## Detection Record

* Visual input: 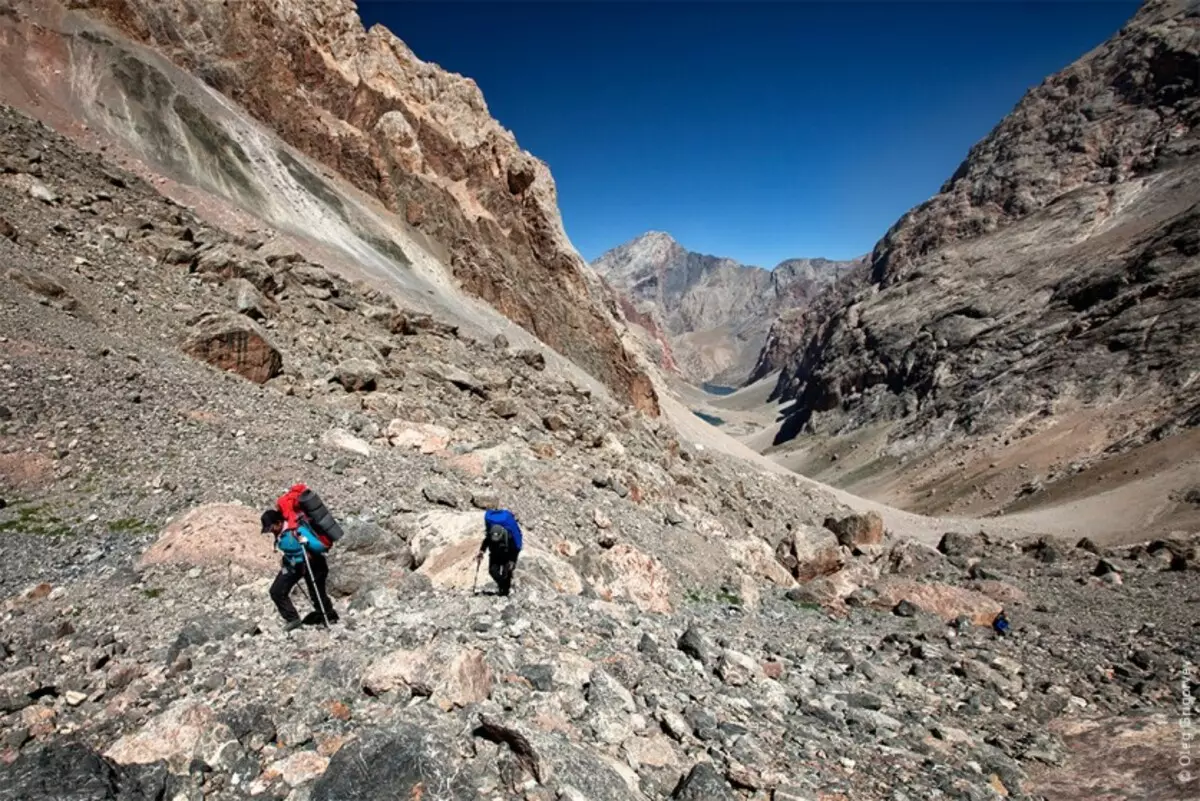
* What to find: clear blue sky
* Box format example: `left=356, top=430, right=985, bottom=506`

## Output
left=357, top=1, right=1140, bottom=267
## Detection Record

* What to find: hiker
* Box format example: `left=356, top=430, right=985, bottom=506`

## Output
left=475, top=508, right=523, bottom=596
left=262, top=484, right=342, bottom=630
left=992, top=609, right=1010, bottom=637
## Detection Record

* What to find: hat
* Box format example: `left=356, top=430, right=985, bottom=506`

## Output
left=261, top=509, right=284, bottom=533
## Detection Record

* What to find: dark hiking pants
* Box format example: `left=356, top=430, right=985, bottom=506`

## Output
left=269, top=553, right=337, bottom=623
left=488, top=551, right=518, bottom=596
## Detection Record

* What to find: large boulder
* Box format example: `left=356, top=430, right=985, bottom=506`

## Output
left=474, top=716, right=642, bottom=801
left=311, top=725, right=475, bottom=801
left=333, top=359, right=380, bottom=392
left=408, top=510, right=479, bottom=567
left=410, top=510, right=581, bottom=594
left=363, top=643, right=492, bottom=711
left=937, top=531, right=988, bottom=558
left=0, top=743, right=179, bottom=801
left=181, top=312, right=282, bottom=384
left=869, top=578, right=1002, bottom=626
left=885, top=539, right=947, bottom=577
left=774, top=525, right=843, bottom=582
left=673, top=761, right=736, bottom=801
left=726, top=537, right=795, bottom=586
left=583, top=668, right=636, bottom=745
left=385, top=420, right=451, bottom=453
left=576, top=543, right=673, bottom=613
left=824, top=511, right=885, bottom=550
left=104, top=700, right=232, bottom=772
left=137, top=503, right=275, bottom=575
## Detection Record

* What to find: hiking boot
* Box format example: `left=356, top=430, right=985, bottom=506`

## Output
left=283, top=618, right=303, bottom=632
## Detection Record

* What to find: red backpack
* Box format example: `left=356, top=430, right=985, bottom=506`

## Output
left=276, top=483, right=333, bottom=549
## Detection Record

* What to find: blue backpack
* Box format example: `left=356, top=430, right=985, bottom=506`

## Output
left=484, top=509, right=522, bottom=551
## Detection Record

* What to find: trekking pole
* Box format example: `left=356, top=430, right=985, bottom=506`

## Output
left=299, top=542, right=331, bottom=628
left=472, top=557, right=481, bottom=595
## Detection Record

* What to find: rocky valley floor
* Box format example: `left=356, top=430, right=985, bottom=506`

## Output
left=1, top=99, right=1199, bottom=801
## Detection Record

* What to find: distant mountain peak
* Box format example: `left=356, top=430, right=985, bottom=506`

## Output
left=632, top=230, right=677, bottom=245
left=591, top=233, right=858, bottom=386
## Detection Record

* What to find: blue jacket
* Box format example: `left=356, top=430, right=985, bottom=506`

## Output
left=276, top=522, right=327, bottom=565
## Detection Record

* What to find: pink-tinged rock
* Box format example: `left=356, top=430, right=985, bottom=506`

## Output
left=870, top=578, right=1003, bottom=626
left=104, top=700, right=215, bottom=769
left=137, top=503, right=274, bottom=575
left=439, top=648, right=493, bottom=711
left=23, top=583, right=53, bottom=600
left=762, top=660, right=785, bottom=680
left=385, top=420, right=451, bottom=454
left=181, top=312, right=282, bottom=384
left=578, top=543, right=673, bottom=613
left=265, top=750, right=330, bottom=787
left=969, top=579, right=1028, bottom=605
left=363, top=643, right=492, bottom=710
left=623, top=734, right=680, bottom=770
left=20, top=706, right=56, bottom=738
left=727, top=537, right=795, bottom=586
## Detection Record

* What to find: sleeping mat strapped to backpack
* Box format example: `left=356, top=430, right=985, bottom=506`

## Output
left=298, top=488, right=344, bottom=544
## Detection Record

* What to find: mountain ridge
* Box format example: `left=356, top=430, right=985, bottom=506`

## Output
left=13, top=0, right=659, bottom=415
left=753, top=0, right=1200, bottom=529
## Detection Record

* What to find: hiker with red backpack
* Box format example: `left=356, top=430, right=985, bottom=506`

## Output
left=262, top=484, right=343, bottom=631
left=475, top=508, right=523, bottom=596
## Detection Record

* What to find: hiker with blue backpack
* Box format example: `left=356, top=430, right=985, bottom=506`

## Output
left=476, top=508, right=523, bottom=596
left=262, top=484, right=344, bottom=631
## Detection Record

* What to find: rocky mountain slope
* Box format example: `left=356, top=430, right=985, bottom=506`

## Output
left=6, top=96, right=1197, bottom=801
left=0, top=0, right=657, bottom=415
left=757, top=0, right=1200, bottom=528
left=592, top=232, right=860, bottom=387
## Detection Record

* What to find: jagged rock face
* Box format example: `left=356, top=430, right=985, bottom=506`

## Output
left=55, top=0, right=658, bottom=415
left=764, top=0, right=1200, bottom=480
left=593, top=232, right=859, bottom=386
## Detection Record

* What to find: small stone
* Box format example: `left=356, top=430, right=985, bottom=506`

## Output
left=674, top=761, right=736, bottom=801
left=677, top=626, right=713, bottom=665
left=422, top=484, right=460, bottom=508
left=660, top=709, right=692, bottom=742
left=543, top=413, right=569, bottom=432
left=29, top=180, right=58, bottom=203
left=716, top=649, right=761, bottom=686
left=487, top=398, right=519, bottom=419
left=893, top=599, right=918, bottom=617
left=518, top=664, right=555, bottom=692
left=518, top=350, right=546, bottom=370
left=333, top=359, right=380, bottom=392
left=65, top=691, right=87, bottom=707
left=471, top=492, right=500, bottom=510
